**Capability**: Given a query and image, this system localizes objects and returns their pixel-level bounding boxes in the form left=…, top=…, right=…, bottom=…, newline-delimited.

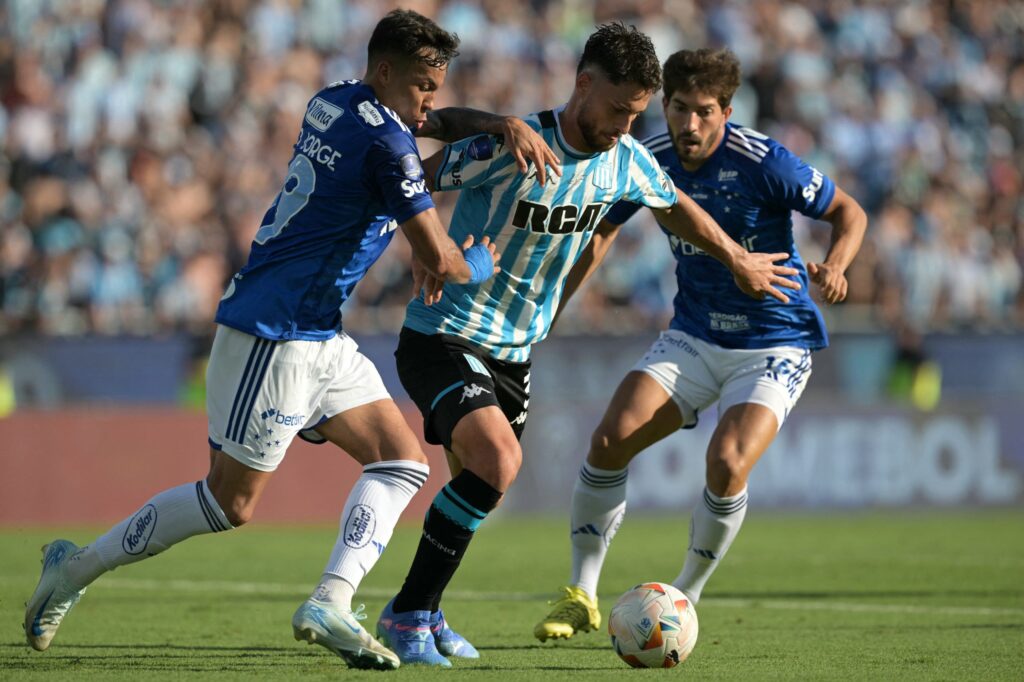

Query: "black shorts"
left=395, top=327, right=531, bottom=449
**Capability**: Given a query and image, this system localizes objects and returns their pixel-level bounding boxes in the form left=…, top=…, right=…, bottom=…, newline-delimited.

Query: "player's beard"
left=576, top=110, right=618, bottom=153
left=673, top=123, right=722, bottom=165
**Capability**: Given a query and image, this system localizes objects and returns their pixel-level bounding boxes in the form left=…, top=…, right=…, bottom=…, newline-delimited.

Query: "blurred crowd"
left=1, top=0, right=1022, bottom=338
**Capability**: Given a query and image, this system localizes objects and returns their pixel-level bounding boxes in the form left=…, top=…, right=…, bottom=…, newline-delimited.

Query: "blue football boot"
left=376, top=597, right=451, bottom=667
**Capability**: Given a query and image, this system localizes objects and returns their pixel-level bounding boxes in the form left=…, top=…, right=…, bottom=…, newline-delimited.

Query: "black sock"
left=393, top=469, right=502, bottom=612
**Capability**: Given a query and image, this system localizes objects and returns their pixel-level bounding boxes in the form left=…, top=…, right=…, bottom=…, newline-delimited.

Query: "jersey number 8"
left=255, top=154, right=316, bottom=244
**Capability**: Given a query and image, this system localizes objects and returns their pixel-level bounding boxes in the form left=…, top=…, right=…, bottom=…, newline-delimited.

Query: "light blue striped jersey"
left=404, top=108, right=678, bottom=361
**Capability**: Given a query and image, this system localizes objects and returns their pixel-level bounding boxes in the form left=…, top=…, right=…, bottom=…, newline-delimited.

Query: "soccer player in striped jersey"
left=375, top=26, right=802, bottom=667
left=22, top=10, right=559, bottom=670
left=535, top=48, right=868, bottom=642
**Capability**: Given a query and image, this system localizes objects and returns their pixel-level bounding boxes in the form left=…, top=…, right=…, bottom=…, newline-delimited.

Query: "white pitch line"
left=92, top=578, right=1024, bottom=618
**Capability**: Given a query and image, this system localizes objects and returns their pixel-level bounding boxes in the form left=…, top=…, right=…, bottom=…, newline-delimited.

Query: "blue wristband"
left=463, top=243, right=494, bottom=284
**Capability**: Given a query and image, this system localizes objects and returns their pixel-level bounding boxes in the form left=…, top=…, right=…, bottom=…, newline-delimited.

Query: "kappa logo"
left=459, top=384, right=491, bottom=403
left=510, top=411, right=527, bottom=426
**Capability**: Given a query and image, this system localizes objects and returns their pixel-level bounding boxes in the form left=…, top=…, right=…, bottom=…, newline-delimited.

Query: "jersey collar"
left=551, top=104, right=602, bottom=160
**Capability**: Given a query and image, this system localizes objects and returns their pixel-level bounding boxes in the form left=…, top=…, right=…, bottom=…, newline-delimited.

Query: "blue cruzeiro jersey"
left=605, top=122, right=836, bottom=350
left=404, top=108, right=679, bottom=362
left=216, top=80, right=434, bottom=340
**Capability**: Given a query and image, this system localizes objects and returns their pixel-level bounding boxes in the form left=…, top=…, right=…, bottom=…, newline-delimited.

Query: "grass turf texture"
left=1, top=511, right=1022, bottom=680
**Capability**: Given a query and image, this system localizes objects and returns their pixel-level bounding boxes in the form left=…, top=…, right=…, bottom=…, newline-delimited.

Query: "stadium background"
left=0, top=0, right=1022, bottom=525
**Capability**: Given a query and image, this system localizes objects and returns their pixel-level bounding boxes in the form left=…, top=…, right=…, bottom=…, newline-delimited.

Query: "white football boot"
left=292, top=599, right=400, bottom=670
left=24, top=540, right=88, bottom=651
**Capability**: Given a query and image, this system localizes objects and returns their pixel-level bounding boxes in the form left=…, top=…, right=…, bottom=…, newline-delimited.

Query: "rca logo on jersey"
left=512, top=200, right=603, bottom=234
left=357, top=100, right=384, bottom=127
left=305, top=97, right=343, bottom=132
left=401, top=179, right=427, bottom=198
left=802, top=167, right=824, bottom=203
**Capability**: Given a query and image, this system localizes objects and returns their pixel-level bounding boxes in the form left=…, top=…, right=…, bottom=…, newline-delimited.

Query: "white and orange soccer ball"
left=608, top=582, right=699, bottom=669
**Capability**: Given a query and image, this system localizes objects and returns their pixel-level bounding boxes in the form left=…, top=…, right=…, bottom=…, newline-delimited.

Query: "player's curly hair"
left=577, top=22, right=662, bottom=92
left=367, top=9, right=460, bottom=69
left=663, top=48, right=742, bottom=109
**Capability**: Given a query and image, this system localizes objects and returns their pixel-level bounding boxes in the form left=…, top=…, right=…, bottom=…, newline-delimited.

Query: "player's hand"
left=411, top=258, right=444, bottom=306
left=461, top=234, right=501, bottom=276
left=807, top=262, right=848, bottom=304
left=501, top=116, right=561, bottom=187
left=732, top=252, right=801, bottom=304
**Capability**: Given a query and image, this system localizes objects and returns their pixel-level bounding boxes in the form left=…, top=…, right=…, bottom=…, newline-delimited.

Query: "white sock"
left=672, top=486, right=748, bottom=603
left=569, top=462, right=628, bottom=600
left=311, top=575, right=356, bottom=610
left=65, top=480, right=232, bottom=588
left=316, top=460, right=428, bottom=607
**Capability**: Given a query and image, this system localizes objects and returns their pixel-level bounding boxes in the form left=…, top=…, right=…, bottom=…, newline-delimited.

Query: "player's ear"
left=722, top=104, right=733, bottom=122
left=375, top=58, right=393, bottom=86
left=575, top=70, right=593, bottom=95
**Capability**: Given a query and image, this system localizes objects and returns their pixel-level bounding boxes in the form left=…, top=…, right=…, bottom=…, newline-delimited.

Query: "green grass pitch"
left=2, top=511, right=1022, bottom=680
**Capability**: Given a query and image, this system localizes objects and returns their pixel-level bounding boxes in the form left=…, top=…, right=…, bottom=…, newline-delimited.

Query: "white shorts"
left=633, top=329, right=812, bottom=430
left=206, top=325, right=391, bottom=471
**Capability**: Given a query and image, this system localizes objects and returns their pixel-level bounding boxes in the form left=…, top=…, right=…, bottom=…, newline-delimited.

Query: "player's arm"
left=551, top=218, right=624, bottom=329
left=419, top=108, right=561, bottom=185
left=400, top=208, right=499, bottom=304
left=807, top=186, right=867, bottom=304
left=652, top=188, right=801, bottom=303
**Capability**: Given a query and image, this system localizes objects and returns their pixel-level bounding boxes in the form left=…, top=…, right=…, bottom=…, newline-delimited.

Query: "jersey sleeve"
left=619, top=142, right=678, bottom=210
left=434, top=132, right=520, bottom=191
left=603, top=199, right=643, bottom=226
left=364, top=131, right=436, bottom=224
left=760, top=144, right=836, bottom=219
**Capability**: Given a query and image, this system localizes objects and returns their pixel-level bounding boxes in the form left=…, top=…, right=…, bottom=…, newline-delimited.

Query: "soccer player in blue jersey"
left=373, top=26, right=802, bottom=667
left=535, top=48, right=868, bottom=641
left=21, top=10, right=557, bottom=670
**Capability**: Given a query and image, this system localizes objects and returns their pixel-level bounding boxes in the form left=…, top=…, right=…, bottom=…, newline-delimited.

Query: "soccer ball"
left=608, top=582, right=698, bottom=669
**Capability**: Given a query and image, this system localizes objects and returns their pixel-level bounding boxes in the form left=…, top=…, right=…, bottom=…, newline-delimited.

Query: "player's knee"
left=706, top=447, right=748, bottom=494
left=221, top=499, right=256, bottom=527
left=207, top=483, right=256, bottom=527
left=588, top=425, right=634, bottom=469
left=458, top=435, right=521, bottom=491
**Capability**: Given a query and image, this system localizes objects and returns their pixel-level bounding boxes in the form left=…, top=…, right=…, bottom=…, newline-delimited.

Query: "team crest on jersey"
left=399, top=153, right=423, bottom=179
left=591, top=161, right=613, bottom=189
left=305, top=97, right=343, bottom=132
left=357, top=100, right=384, bottom=127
